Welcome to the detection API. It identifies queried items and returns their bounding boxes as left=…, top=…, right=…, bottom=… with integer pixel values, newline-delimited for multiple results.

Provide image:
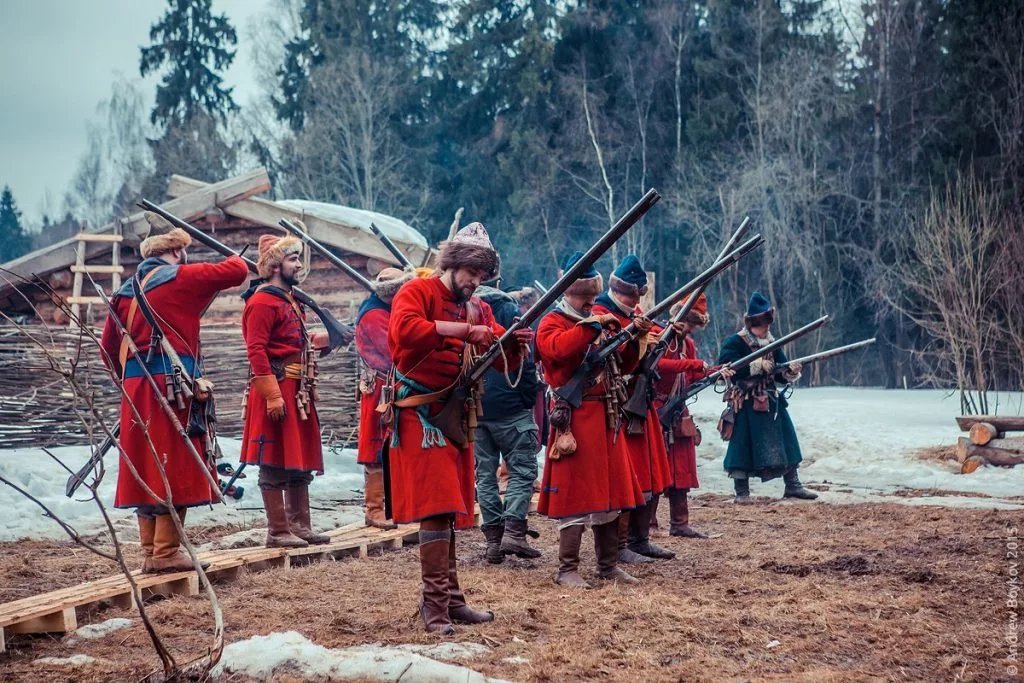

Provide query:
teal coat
left=717, top=332, right=802, bottom=480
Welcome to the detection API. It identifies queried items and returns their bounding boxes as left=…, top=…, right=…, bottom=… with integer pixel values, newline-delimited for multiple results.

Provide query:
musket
left=425, top=188, right=662, bottom=447
left=778, top=337, right=876, bottom=371
left=621, top=217, right=753, bottom=430
left=533, top=280, right=549, bottom=295
left=657, top=314, right=831, bottom=424
left=369, top=222, right=416, bottom=271
left=553, top=233, right=764, bottom=408
left=138, top=200, right=353, bottom=351
left=65, top=423, right=121, bottom=497
left=278, top=218, right=375, bottom=292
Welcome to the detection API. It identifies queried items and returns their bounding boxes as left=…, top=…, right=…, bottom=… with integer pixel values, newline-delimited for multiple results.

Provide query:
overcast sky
left=0, top=0, right=268, bottom=226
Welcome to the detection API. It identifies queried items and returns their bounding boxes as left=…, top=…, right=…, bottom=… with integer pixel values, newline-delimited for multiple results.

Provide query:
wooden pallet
left=0, top=521, right=419, bottom=653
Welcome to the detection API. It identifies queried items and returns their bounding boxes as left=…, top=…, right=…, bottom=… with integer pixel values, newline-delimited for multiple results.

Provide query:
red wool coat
left=100, top=255, right=249, bottom=509
left=536, top=310, right=646, bottom=519
left=240, top=288, right=324, bottom=473
left=386, top=276, right=520, bottom=529
left=653, top=334, right=709, bottom=490
left=355, top=306, right=392, bottom=465
left=592, top=300, right=673, bottom=496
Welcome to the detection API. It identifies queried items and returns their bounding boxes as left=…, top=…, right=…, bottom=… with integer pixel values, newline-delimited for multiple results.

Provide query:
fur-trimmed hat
left=671, top=292, right=710, bottom=326
left=139, top=211, right=191, bottom=259
left=414, top=266, right=434, bottom=278
left=561, top=250, right=603, bottom=297
left=437, top=222, right=500, bottom=279
left=374, top=266, right=414, bottom=299
left=744, top=290, right=775, bottom=327
left=508, top=286, right=539, bottom=309
left=609, top=254, right=648, bottom=296
left=256, top=234, right=304, bottom=279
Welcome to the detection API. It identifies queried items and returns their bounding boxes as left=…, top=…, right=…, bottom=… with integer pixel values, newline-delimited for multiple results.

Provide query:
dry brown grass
left=1, top=498, right=1019, bottom=682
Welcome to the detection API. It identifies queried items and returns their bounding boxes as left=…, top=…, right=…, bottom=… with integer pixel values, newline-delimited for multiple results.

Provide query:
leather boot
left=500, top=518, right=542, bottom=559
left=628, top=499, right=676, bottom=559
left=364, top=465, right=397, bottom=529
left=147, top=512, right=196, bottom=573
left=669, top=488, right=709, bottom=538
left=595, top=518, right=639, bottom=584
left=783, top=467, right=818, bottom=500
left=419, top=525, right=455, bottom=634
left=734, top=477, right=752, bottom=504
left=554, top=525, right=591, bottom=588
left=138, top=515, right=156, bottom=573
left=447, top=528, right=494, bottom=625
left=286, top=483, right=331, bottom=544
left=262, top=488, right=308, bottom=548
left=481, top=523, right=505, bottom=564
left=617, top=511, right=654, bottom=564
left=648, top=494, right=663, bottom=535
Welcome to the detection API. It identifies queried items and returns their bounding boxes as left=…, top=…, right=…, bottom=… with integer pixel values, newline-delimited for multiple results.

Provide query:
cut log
left=956, top=415, right=1024, bottom=433
left=968, top=421, right=1001, bottom=445
left=961, top=455, right=987, bottom=474
left=986, top=436, right=1024, bottom=454
left=956, top=440, right=1024, bottom=469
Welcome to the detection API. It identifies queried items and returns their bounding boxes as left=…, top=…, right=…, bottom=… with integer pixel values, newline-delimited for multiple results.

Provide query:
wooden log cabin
left=0, top=168, right=435, bottom=326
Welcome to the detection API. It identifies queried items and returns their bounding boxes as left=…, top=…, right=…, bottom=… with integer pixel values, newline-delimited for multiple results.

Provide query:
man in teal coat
left=717, top=292, right=817, bottom=503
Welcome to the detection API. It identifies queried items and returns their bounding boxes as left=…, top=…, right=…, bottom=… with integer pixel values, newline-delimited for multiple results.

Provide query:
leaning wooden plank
left=956, top=415, right=1024, bottom=432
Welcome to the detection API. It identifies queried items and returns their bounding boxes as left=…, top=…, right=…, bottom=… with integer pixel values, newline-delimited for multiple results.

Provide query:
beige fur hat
left=140, top=212, right=191, bottom=259
left=256, top=234, right=303, bottom=279
left=374, top=267, right=414, bottom=298
left=437, top=222, right=500, bottom=278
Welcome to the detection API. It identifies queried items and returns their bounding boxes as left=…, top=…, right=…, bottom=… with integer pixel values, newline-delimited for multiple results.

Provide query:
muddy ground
left=1, top=495, right=1020, bottom=682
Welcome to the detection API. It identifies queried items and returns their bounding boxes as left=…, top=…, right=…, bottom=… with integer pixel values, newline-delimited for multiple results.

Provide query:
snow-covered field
left=1, top=388, right=1021, bottom=542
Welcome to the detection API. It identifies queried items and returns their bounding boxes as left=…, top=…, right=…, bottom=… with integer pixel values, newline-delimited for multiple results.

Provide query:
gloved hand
left=671, top=321, right=688, bottom=336
left=512, top=327, right=535, bottom=345
left=717, top=365, right=736, bottom=380
left=310, top=331, right=330, bottom=350
left=596, top=313, right=620, bottom=328
left=467, top=325, right=496, bottom=346
left=252, top=375, right=286, bottom=422
left=783, top=361, right=803, bottom=381
left=633, top=315, right=654, bottom=334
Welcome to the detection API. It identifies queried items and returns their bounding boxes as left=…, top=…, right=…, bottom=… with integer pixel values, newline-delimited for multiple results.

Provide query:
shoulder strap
left=117, top=266, right=167, bottom=374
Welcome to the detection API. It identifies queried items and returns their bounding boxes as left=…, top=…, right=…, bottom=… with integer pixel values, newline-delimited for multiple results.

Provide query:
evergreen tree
left=0, top=186, right=31, bottom=263
left=140, top=0, right=239, bottom=126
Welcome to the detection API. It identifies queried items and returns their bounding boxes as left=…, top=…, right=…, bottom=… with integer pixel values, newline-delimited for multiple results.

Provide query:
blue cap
left=561, top=250, right=599, bottom=278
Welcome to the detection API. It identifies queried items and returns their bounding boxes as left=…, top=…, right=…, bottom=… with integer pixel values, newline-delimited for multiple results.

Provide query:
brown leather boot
left=286, top=483, right=330, bottom=544
left=481, top=523, right=505, bottom=564
left=138, top=515, right=156, bottom=573
left=595, top=517, right=639, bottom=584
left=419, top=524, right=455, bottom=634
left=648, top=494, right=663, bottom=535
left=447, top=528, right=494, bottom=625
left=554, top=524, right=591, bottom=588
left=617, top=511, right=654, bottom=564
left=262, top=488, right=308, bottom=548
left=628, top=499, right=676, bottom=559
left=147, top=512, right=196, bottom=573
left=499, top=518, right=542, bottom=559
left=364, top=465, right=397, bottom=529
left=669, top=488, right=709, bottom=538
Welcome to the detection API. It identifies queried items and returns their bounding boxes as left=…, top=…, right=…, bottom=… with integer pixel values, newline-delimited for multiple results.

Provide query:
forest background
left=1, top=0, right=1021, bottom=411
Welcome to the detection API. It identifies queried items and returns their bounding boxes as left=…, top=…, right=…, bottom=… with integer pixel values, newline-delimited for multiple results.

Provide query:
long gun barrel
left=554, top=233, right=764, bottom=408
left=138, top=200, right=353, bottom=351
left=65, top=423, right=121, bottom=497
left=533, top=280, right=549, bottom=294
left=657, top=314, right=831, bottom=423
left=369, top=222, right=416, bottom=271
left=780, top=337, right=876, bottom=370
left=279, top=218, right=375, bottom=292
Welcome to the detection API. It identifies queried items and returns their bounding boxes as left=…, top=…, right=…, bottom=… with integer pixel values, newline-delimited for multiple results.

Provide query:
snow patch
left=278, top=199, right=428, bottom=249
left=396, top=642, right=491, bottom=661
left=210, top=631, right=507, bottom=682
left=33, top=654, right=98, bottom=667
left=65, top=617, right=134, bottom=644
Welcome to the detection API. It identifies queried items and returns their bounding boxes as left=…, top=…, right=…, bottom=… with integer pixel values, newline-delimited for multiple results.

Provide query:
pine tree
left=0, top=186, right=31, bottom=263
left=140, top=0, right=239, bottom=126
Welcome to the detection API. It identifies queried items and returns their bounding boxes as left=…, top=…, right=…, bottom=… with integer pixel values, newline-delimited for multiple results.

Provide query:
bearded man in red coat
left=536, top=251, right=649, bottom=589
left=240, top=234, right=331, bottom=549
left=591, top=255, right=676, bottom=563
left=355, top=267, right=413, bottom=529
left=386, top=222, right=530, bottom=634
left=100, top=213, right=249, bottom=573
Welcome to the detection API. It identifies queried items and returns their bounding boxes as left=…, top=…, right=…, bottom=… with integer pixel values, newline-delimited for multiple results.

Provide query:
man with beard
left=355, top=267, right=413, bottom=529
left=536, top=251, right=648, bottom=588
left=386, top=223, right=531, bottom=634
left=592, top=255, right=676, bottom=563
left=240, top=234, right=332, bottom=548
left=100, top=212, right=249, bottom=573
left=718, top=291, right=815, bottom=502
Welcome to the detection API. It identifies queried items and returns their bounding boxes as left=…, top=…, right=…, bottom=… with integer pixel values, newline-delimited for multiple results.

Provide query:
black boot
left=500, top=518, right=542, bottom=559
left=481, top=523, right=505, bottom=564
left=628, top=499, right=676, bottom=560
left=617, top=512, right=654, bottom=564
left=733, top=477, right=751, bottom=504
left=783, top=467, right=818, bottom=500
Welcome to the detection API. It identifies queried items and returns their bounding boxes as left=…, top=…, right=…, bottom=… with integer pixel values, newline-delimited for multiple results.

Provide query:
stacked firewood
left=955, top=415, right=1024, bottom=473
left=0, top=324, right=361, bottom=450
